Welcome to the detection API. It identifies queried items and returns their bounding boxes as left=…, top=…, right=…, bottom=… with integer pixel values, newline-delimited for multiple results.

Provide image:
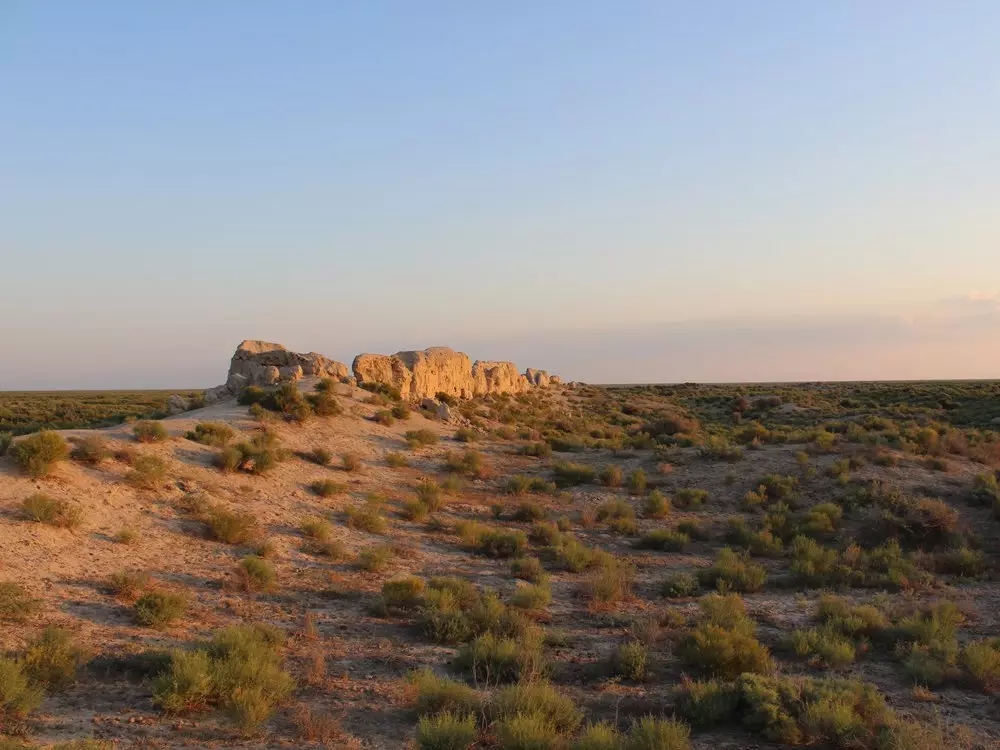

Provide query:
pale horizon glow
left=1, top=2, right=998, bottom=389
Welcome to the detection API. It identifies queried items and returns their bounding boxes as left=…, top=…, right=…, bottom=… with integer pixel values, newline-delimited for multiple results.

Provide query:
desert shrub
left=724, top=518, right=783, bottom=557
left=623, top=716, right=690, bottom=750
left=493, top=680, right=583, bottom=734
left=125, top=454, right=169, bottom=489
left=71, top=435, right=111, bottom=464
left=381, top=576, right=426, bottom=611
left=596, top=499, right=634, bottom=523
left=553, top=538, right=604, bottom=573
left=306, top=391, right=342, bottom=417
left=444, top=449, right=486, bottom=478
left=582, top=557, right=635, bottom=607
left=518, top=442, right=552, bottom=458
left=699, top=436, right=744, bottom=462
left=0, top=583, right=39, bottom=622
left=404, top=499, right=431, bottom=521
left=185, top=422, right=234, bottom=447
left=552, top=461, right=595, bottom=487
left=382, top=451, right=409, bottom=468
left=673, top=676, right=739, bottom=727
left=636, top=529, right=688, bottom=552
left=238, top=386, right=266, bottom=405
left=674, top=488, right=708, bottom=509
left=572, top=722, right=622, bottom=750
left=599, top=465, right=623, bottom=487
left=803, top=502, right=843, bottom=535
left=627, top=469, right=647, bottom=495
left=108, top=570, right=150, bottom=601
left=358, top=544, right=395, bottom=571
left=661, top=572, right=699, bottom=598
left=302, top=447, right=331, bottom=465
left=0, top=431, right=11, bottom=456
left=10, top=431, right=69, bottom=477
left=896, top=601, right=964, bottom=685
left=879, top=496, right=960, bottom=550
left=510, top=583, right=552, bottom=612
left=345, top=500, right=388, bottom=534
left=789, top=536, right=927, bottom=589
left=311, top=479, right=345, bottom=498
left=816, top=595, right=888, bottom=637
left=513, top=502, right=547, bottom=522
left=206, top=507, right=259, bottom=544
left=113, top=527, right=140, bottom=545
left=373, top=409, right=395, bottom=426
left=642, top=490, right=671, bottom=519
left=969, top=472, right=1000, bottom=506
left=511, top=557, right=547, bottom=583
left=218, top=431, right=290, bottom=475
left=452, top=427, right=478, bottom=443
left=961, top=638, right=1000, bottom=691
left=0, top=655, right=44, bottom=725
left=22, top=626, right=88, bottom=690
left=789, top=627, right=856, bottom=668
left=455, top=632, right=544, bottom=683
left=21, top=494, right=82, bottom=529
left=495, top=712, right=560, bottom=749
left=405, top=668, right=479, bottom=717
left=479, top=529, right=528, bottom=558
left=697, top=548, right=766, bottom=593
left=613, top=641, right=648, bottom=680
left=134, top=591, right=188, bottom=629
left=154, top=624, right=293, bottom=731
left=415, top=710, right=477, bottom=749
left=237, top=555, right=276, bottom=592
left=680, top=595, right=773, bottom=679
left=406, top=429, right=439, bottom=448
left=934, top=546, right=985, bottom=577
left=133, top=420, right=168, bottom=443
left=529, top=521, right=561, bottom=546
left=416, top=480, right=445, bottom=511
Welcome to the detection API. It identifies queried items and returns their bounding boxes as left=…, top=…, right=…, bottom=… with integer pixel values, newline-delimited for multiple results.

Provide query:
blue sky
left=1, top=1, right=998, bottom=388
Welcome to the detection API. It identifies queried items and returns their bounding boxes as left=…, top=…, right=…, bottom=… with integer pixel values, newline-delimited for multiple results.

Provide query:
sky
left=1, top=1, right=998, bottom=388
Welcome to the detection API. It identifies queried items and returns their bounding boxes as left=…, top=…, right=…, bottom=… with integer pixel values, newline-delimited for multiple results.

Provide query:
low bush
left=723, top=518, right=784, bottom=557
left=789, top=627, right=856, bottom=668
left=492, top=680, right=583, bottom=734
left=206, top=506, right=259, bottom=544
left=552, top=461, right=595, bottom=487
left=416, top=480, right=445, bottom=511
left=0, top=583, right=39, bottom=622
left=415, top=711, right=477, bottom=749
left=133, top=420, right=168, bottom=443
left=453, top=427, right=479, bottom=443
left=679, top=594, right=773, bottom=679
left=511, top=557, right=547, bottom=583
left=612, top=641, right=648, bottom=680
left=443, top=449, right=487, bottom=478
left=674, top=676, right=740, bottom=727
left=21, top=494, right=82, bottom=529
left=582, top=556, right=635, bottom=608
left=479, top=529, right=528, bottom=558
left=961, top=638, right=1000, bottom=691
left=304, top=447, right=333, bottom=465
left=510, top=583, right=552, bottom=612
left=0, top=655, right=44, bottom=726
left=381, top=576, right=426, bottom=611
left=623, top=716, right=690, bottom=749
left=23, top=626, right=88, bottom=690
left=406, top=429, right=439, bottom=448
left=636, top=529, right=688, bottom=552
left=661, top=572, right=699, bottom=598
left=134, top=590, right=188, bottom=629
left=573, top=722, right=622, bottom=749
left=642, top=490, right=671, bottom=519
left=237, top=555, right=276, bottom=592
left=10, top=431, right=69, bottom=477
left=345, top=500, right=388, bottom=534
left=357, top=545, right=395, bottom=571
left=697, top=548, right=766, bottom=593
left=627, top=469, right=647, bottom=495
left=216, top=431, right=290, bottom=475
left=125, top=454, right=169, bottom=489
left=185, top=422, right=234, bottom=447
left=387, top=451, right=409, bottom=468
left=518, top=442, right=552, bottom=458
left=71, top=435, right=112, bottom=464
left=311, top=479, right=346, bottom=498
left=599, top=465, right=623, bottom=487
left=454, top=632, right=544, bottom=683
left=512, top=502, right=547, bottom=522
left=405, top=668, right=479, bottom=717
left=108, top=570, right=150, bottom=602
left=674, top=488, right=708, bottom=509
left=788, top=536, right=927, bottom=590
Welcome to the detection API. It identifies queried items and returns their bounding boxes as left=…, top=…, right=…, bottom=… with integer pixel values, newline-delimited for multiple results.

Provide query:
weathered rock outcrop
left=229, top=340, right=348, bottom=386
left=353, top=346, right=554, bottom=400
left=524, top=368, right=552, bottom=387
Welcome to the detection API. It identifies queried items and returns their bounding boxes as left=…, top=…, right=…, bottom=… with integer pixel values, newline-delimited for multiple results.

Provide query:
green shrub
left=0, top=431, right=12, bottom=456
left=697, top=548, right=766, bottom=593
left=493, top=680, right=583, bottom=734
left=381, top=576, right=426, bottom=610
left=582, top=557, right=635, bottom=607
left=599, top=466, right=623, bottom=487
left=0, top=656, right=44, bottom=725
left=185, top=422, right=234, bottom=447
left=673, top=490, right=709, bottom=511
left=406, top=429, right=440, bottom=448
left=961, top=638, right=1000, bottom=691
left=479, top=529, right=528, bottom=558
left=107, top=570, right=150, bottom=601
left=623, top=716, right=690, bottom=750
left=613, top=641, right=648, bottom=680
left=217, top=431, right=290, bottom=475
left=596, top=499, right=634, bottom=523
left=553, top=538, right=604, bottom=573
left=304, top=447, right=332, bottom=465
left=511, top=557, right=547, bottom=583
left=443, top=449, right=486, bottom=478
left=641, top=490, right=671, bottom=519
left=387, top=451, right=409, bottom=467
left=552, top=461, right=595, bottom=487
left=627, top=469, right=647, bottom=495
left=699, top=436, right=744, bottom=462
left=496, top=712, right=559, bottom=749
left=513, top=502, right=547, bottom=522
left=405, top=668, right=479, bottom=716
left=455, top=632, right=544, bottom=683
left=23, top=626, right=88, bottom=690
left=374, top=409, right=396, bottom=426
left=673, top=676, right=739, bottom=727
left=404, top=499, right=431, bottom=521
left=311, top=479, right=345, bottom=498
left=415, top=710, right=477, bottom=749
left=238, top=386, right=266, bottom=405
left=510, top=583, right=552, bottom=612
left=789, top=536, right=926, bottom=589
left=969, top=473, right=1000, bottom=506
left=134, top=591, right=188, bottom=629
left=133, top=420, right=168, bottom=443
left=357, top=545, right=394, bottom=571
left=660, top=573, right=698, bottom=598
left=345, top=501, right=388, bottom=534
left=206, top=506, right=259, bottom=544
left=680, top=595, right=773, bottom=679
left=724, top=518, right=783, bottom=557
left=789, top=627, right=856, bottom=668
left=518, top=442, right=552, bottom=458
left=237, top=555, right=276, bottom=592
left=572, top=723, right=622, bottom=750
left=453, top=427, right=479, bottom=443
left=11, top=431, right=69, bottom=477
left=934, top=546, right=985, bottom=577
left=125, top=454, right=168, bottom=489
left=71, top=435, right=111, bottom=464
left=803, top=502, right=843, bottom=535
left=0, top=583, right=39, bottom=622
left=416, top=480, right=445, bottom=511
left=635, top=529, right=688, bottom=552
left=21, top=493, right=82, bottom=529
